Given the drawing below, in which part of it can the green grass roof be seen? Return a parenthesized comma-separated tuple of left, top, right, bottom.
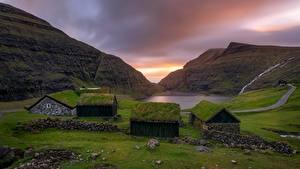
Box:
(50, 90, 80, 107)
(78, 93, 115, 105)
(131, 102, 180, 122)
(190, 100, 224, 121)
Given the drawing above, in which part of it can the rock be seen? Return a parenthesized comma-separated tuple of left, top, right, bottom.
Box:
(195, 146, 210, 153)
(244, 149, 251, 155)
(231, 160, 237, 164)
(91, 153, 100, 160)
(135, 145, 140, 150)
(199, 139, 208, 146)
(92, 163, 118, 169)
(24, 147, 34, 157)
(147, 139, 160, 150)
(155, 160, 163, 165)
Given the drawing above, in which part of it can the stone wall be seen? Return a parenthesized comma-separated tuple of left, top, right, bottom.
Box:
(18, 118, 119, 132)
(203, 129, 295, 154)
(30, 97, 76, 116)
(204, 123, 240, 134)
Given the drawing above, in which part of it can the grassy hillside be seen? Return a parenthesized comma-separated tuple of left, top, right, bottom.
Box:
(0, 86, 300, 169)
(224, 86, 288, 110)
(236, 85, 300, 147)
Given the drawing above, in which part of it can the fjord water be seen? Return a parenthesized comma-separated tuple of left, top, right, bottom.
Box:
(144, 95, 231, 109)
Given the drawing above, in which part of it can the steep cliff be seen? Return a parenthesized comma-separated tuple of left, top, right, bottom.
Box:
(159, 42, 300, 94)
(0, 3, 158, 101)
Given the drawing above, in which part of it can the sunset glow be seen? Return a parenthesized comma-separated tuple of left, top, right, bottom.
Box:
(137, 65, 183, 83)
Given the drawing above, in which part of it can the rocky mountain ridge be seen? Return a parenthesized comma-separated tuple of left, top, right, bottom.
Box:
(159, 42, 300, 94)
(0, 3, 159, 101)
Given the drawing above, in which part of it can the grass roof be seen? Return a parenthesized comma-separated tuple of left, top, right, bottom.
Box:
(78, 93, 115, 105)
(190, 100, 224, 121)
(50, 90, 80, 107)
(131, 102, 180, 122)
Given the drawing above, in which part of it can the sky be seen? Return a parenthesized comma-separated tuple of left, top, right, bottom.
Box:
(1, 0, 300, 82)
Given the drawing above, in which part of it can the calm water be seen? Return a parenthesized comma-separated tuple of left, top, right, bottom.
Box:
(143, 95, 231, 109)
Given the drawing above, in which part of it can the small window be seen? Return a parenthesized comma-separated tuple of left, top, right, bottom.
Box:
(46, 103, 51, 108)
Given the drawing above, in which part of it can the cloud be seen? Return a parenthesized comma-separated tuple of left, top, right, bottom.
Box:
(1, 0, 300, 82)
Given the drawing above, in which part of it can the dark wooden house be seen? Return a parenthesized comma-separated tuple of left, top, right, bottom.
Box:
(28, 95, 76, 116)
(130, 102, 180, 138)
(76, 93, 118, 117)
(190, 100, 240, 134)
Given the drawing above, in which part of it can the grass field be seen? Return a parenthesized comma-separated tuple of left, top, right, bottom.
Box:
(0, 86, 299, 169)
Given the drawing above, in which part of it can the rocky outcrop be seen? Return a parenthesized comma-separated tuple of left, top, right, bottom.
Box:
(0, 3, 159, 101)
(159, 42, 300, 94)
(17, 118, 119, 132)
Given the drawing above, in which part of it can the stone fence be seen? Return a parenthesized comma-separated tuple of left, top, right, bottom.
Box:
(17, 118, 119, 132)
(203, 129, 295, 154)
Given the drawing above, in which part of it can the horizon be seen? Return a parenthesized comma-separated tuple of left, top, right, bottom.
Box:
(1, 0, 300, 82)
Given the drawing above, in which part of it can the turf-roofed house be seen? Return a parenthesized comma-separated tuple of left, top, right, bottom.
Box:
(190, 100, 240, 134)
(77, 93, 118, 117)
(28, 95, 77, 116)
(130, 102, 180, 138)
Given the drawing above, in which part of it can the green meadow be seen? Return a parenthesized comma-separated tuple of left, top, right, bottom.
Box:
(0, 86, 299, 169)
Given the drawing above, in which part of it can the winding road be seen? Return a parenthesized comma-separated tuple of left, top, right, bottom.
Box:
(232, 84, 296, 113)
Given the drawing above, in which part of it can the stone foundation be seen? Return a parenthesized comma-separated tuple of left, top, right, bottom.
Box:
(204, 123, 240, 134)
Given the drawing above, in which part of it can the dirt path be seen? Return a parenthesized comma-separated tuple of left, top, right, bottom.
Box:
(232, 84, 296, 113)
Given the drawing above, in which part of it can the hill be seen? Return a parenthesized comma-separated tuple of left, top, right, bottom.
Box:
(159, 42, 300, 95)
(0, 3, 160, 101)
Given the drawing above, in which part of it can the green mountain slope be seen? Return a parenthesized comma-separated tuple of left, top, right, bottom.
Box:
(0, 3, 159, 101)
(159, 42, 300, 94)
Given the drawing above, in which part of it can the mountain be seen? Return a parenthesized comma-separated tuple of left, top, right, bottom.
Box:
(159, 42, 300, 95)
(0, 3, 160, 101)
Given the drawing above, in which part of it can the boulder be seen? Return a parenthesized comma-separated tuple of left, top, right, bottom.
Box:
(147, 139, 160, 150)
(195, 146, 210, 153)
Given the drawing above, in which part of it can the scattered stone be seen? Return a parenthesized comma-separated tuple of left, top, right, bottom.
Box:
(155, 160, 163, 165)
(195, 146, 210, 153)
(15, 149, 78, 169)
(17, 118, 119, 132)
(135, 145, 140, 150)
(244, 149, 251, 155)
(91, 152, 100, 160)
(169, 137, 208, 146)
(231, 160, 237, 164)
(147, 138, 160, 150)
(92, 163, 118, 169)
(24, 147, 34, 157)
